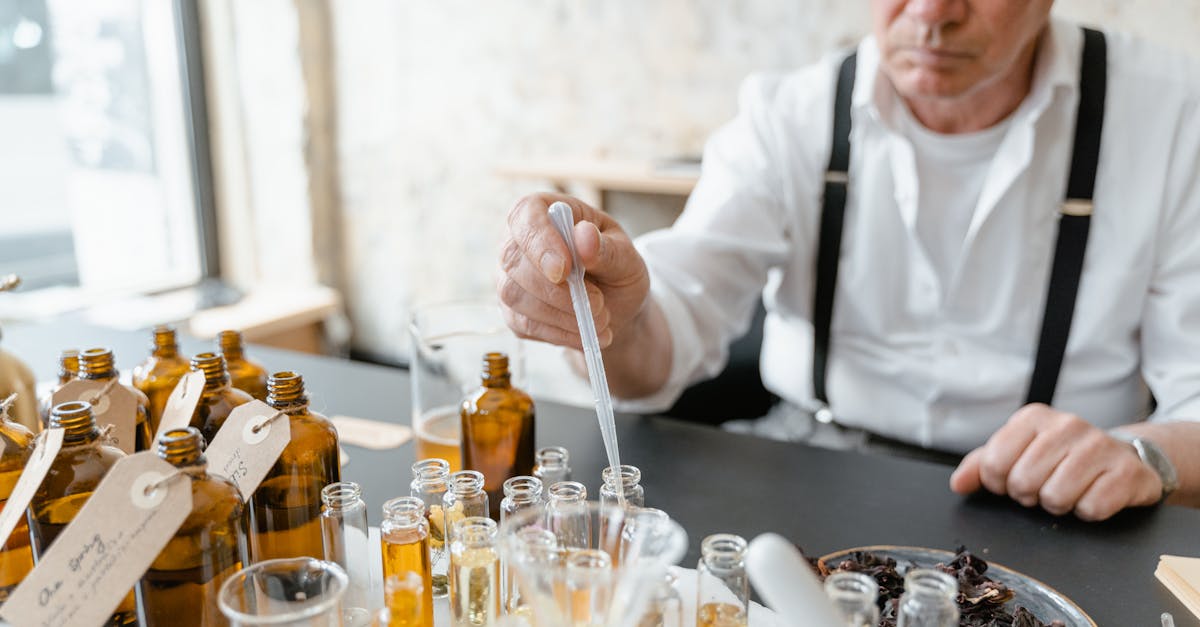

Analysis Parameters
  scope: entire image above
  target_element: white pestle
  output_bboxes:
[747,533,846,625]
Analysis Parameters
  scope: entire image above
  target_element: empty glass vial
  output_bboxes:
[638,569,684,627]
[410,458,451,599]
[600,465,644,509]
[825,572,880,627]
[507,526,558,617]
[29,401,136,625]
[38,348,79,426]
[0,397,35,602]
[218,330,269,401]
[321,481,374,619]
[132,325,191,433]
[448,517,500,627]
[499,476,543,611]
[532,445,571,488]
[137,427,246,627]
[79,347,154,452]
[188,352,253,444]
[442,471,489,544]
[546,481,590,551]
[247,371,341,562]
[696,534,749,627]
[897,569,959,627]
[460,352,535,518]
[380,496,434,627]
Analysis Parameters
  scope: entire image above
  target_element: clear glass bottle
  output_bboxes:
[499,475,543,612]
[442,471,489,544]
[29,400,136,625]
[137,427,246,627]
[410,458,451,599]
[188,352,253,444]
[320,481,374,619]
[380,496,434,627]
[132,325,191,433]
[448,516,500,627]
[565,549,612,626]
[896,569,959,627]
[546,481,590,551]
[825,572,880,627]
[507,526,558,618]
[600,465,644,509]
[459,352,535,518]
[79,347,154,452]
[246,371,341,562]
[218,330,269,401]
[638,569,684,627]
[38,348,79,426]
[696,534,749,627]
[0,397,35,602]
[532,445,571,488]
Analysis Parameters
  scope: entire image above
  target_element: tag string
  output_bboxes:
[251,410,287,434]
[144,471,187,497]
[0,393,16,416]
[97,378,120,398]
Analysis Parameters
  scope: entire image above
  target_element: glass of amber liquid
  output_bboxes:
[409,302,522,473]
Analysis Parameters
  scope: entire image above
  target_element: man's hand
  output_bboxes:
[949,403,1163,521]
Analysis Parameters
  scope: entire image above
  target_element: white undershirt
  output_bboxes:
[900,105,1012,287]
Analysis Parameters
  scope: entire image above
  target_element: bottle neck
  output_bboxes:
[157,427,205,467]
[322,481,365,512]
[49,401,100,444]
[151,325,179,358]
[191,352,231,394]
[79,348,117,380]
[218,330,245,360]
[382,496,426,529]
[502,476,543,504]
[58,350,79,385]
[547,480,587,504]
[601,465,641,496]
[700,534,747,572]
[449,470,486,498]
[902,570,957,605]
[267,371,308,412]
[534,446,569,473]
[481,352,512,388]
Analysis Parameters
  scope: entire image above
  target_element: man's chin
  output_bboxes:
[891,69,975,101]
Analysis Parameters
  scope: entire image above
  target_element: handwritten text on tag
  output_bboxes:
[205,400,290,500]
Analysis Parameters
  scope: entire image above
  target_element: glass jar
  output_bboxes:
[532,446,571,488]
[132,325,191,432]
[897,569,959,627]
[448,517,500,626]
[600,464,644,510]
[825,571,880,627]
[320,482,374,620]
[189,352,253,444]
[379,496,433,627]
[410,458,450,599]
[695,534,749,627]
[442,471,488,543]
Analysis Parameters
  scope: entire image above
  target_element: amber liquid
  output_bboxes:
[381,531,434,626]
[0,473,33,601]
[696,602,747,627]
[415,407,462,472]
[449,547,500,626]
[133,357,190,433]
[226,357,269,401]
[386,582,426,627]
[460,386,535,518]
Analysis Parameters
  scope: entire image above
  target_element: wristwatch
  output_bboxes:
[1110,430,1179,500]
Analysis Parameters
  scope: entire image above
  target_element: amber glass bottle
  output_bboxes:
[137,427,246,627]
[0,399,35,602]
[79,347,154,452]
[132,325,191,433]
[218,330,268,401]
[29,401,136,626]
[246,371,340,562]
[188,352,253,444]
[38,349,79,427]
[460,352,535,518]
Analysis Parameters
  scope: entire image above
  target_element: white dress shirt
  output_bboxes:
[622,18,1200,454]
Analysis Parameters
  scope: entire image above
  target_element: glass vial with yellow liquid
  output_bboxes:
[449,516,500,627]
[79,347,154,451]
[29,401,137,626]
[137,427,246,627]
[247,371,340,562]
[380,496,434,627]
[38,349,79,427]
[218,330,269,401]
[188,352,253,443]
[410,458,451,598]
[132,325,191,432]
[695,534,749,627]
[460,352,534,518]
[0,395,35,602]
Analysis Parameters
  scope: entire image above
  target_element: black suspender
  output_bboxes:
[812,28,1107,418]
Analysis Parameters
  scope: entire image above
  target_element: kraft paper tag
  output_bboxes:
[153,370,205,441]
[205,400,291,500]
[0,428,64,548]
[330,414,412,450]
[52,380,137,454]
[1,452,191,627]
[1157,555,1200,619]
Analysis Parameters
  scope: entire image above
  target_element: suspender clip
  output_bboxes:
[1061,198,1093,217]
[824,170,849,185]
[814,402,835,424]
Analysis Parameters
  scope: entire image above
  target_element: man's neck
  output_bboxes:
[905,34,1043,134]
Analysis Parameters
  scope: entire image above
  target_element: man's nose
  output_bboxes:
[902,0,967,30]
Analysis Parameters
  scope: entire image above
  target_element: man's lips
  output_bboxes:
[899,46,975,66]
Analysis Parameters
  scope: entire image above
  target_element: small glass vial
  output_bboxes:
[566,549,612,626]
[696,534,749,627]
[137,427,246,627]
[825,572,880,627]
[532,445,571,487]
[600,464,644,509]
[448,517,500,626]
[188,352,253,444]
[79,347,154,452]
[321,481,374,618]
[546,481,590,551]
[507,526,558,617]
[499,476,544,526]
[132,325,191,433]
[38,349,79,426]
[0,395,35,601]
[380,496,434,627]
[218,330,269,401]
[459,352,535,518]
[410,458,451,599]
[442,470,489,543]
[638,569,684,627]
[384,572,426,627]
[897,569,959,627]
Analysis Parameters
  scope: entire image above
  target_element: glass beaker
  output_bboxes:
[409,302,523,473]
[218,558,349,626]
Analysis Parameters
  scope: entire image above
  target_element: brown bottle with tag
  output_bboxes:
[0,397,35,602]
[132,325,191,434]
[188,352,253,444]
[246,371,340,561]
[38,349,79,428]
[79,347,154,452]
[28,401,137,625]
[460,352,535,518]
[218,330,269,401]
[137,427,246,627]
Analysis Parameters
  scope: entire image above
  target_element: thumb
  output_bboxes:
[573,220,643,284]
[950,448,984,495]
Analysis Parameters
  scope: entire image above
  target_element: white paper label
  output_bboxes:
[205,400,290,500]
[0,428,64,548]
[330,414,412,450]
[153,370,206,441]
[52,380,137,454]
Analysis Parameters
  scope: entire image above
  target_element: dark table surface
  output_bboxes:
[3,319,1195,625]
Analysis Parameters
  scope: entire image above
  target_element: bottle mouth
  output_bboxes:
[79,347,116,378]
[49,400,97,439]
[535,446,569,469]
[191,352,230,388]
[700,533,748,567]
[824,571,878,603]
[502,475,543,501]
[267,371,307,406]
[547,480,587,502]
[218,329,243,353]
[157,427,205,466]
[381,496,425,525]
[451,516,497,547]
[902,569,958,598]
[449,470,485,494]
[411,458,450,481]
[321,481,364,509]
[601,464,641,488]
[152,325,178,352]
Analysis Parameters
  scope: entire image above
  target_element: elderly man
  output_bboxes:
[497,0,1200,521]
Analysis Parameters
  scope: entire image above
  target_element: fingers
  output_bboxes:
[573,220,645,285]
[506,193,615,282]
[499,239,607,317]
[975,408,1041,497]
[1005,426,1073,507]
[949,448,984,494]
